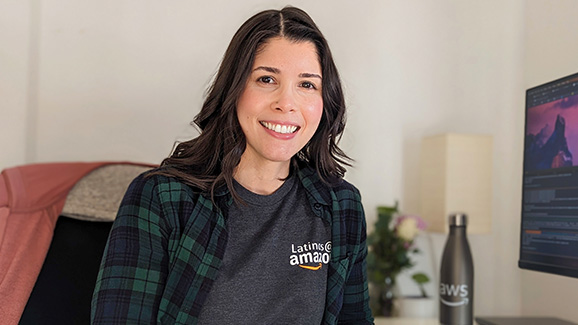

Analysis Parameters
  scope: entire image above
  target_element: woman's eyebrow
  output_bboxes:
[253,66,322,80]
[253,66,280,74]
[299,73,322,80]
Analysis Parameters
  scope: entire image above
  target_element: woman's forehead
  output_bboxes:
[252,38,321,74]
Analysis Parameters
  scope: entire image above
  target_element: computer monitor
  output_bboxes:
[519,72,578,278]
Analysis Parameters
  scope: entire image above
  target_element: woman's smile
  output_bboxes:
[259,121,299,135]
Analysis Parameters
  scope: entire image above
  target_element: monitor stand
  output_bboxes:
[475,316,577,325]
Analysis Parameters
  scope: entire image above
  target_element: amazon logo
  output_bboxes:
[289,241,331,270]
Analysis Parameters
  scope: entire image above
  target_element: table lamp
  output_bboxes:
[419,133,493,234]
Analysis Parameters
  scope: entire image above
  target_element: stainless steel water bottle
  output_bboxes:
[439,213,474,325]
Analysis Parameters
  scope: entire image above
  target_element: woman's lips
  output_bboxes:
[259,121,301,139]
[260,121,300,134]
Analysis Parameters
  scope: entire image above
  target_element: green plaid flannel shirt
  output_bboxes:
[91,167,373,324]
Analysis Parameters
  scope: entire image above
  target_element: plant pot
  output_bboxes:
[369,276,397,317]
[396,296,437,318]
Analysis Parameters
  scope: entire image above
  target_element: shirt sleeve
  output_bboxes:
[338,188,374,324]
[91,174,170,324]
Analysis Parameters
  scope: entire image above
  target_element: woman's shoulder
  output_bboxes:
[297,166,362,203]
[128,167,184,187]
[332,177,361,196]
[124,167,201,202]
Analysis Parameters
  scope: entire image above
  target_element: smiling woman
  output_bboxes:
[91,6,373,325]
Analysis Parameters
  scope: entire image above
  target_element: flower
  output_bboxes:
[367,202,430,316]
[367,202,428,293]
[396,215,427,241]
[397,218,418,241]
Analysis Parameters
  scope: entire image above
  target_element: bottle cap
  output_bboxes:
[449,213,468,226]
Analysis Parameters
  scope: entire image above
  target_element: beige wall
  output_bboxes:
[6,0,577,321]
[0,1,31,168]
[522,0,578,321]
[368,1,525,318]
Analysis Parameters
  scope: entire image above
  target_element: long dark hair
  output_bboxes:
[155,6,351,201]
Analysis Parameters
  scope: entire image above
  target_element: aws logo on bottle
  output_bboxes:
[440,283,469,307]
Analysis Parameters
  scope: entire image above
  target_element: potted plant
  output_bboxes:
[395,273,437,318]
[367,202,430,317]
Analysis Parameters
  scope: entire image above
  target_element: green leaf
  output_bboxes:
[412,272,430,284]
[372,271,386,284]
[377,203,398,215]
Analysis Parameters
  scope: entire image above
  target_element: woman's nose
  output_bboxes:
[272,87,296,112]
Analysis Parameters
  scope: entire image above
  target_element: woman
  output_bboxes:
[92,6,373,324]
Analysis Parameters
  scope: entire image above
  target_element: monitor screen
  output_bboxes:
[519,72,578,278]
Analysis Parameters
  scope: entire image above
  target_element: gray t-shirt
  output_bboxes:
[197,175,331,324]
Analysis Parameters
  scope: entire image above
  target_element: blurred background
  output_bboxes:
[2,0,578,320]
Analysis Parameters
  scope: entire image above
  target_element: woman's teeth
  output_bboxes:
[261,122,298,134]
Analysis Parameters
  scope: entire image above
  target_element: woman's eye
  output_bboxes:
[258,76,274,84]
[301,81,317,90]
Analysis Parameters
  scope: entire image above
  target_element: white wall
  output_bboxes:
[8,0,578,320]
[0,1,31,168]
[388,1,527,317]
[337,2,526,319]
[522,0,578,321]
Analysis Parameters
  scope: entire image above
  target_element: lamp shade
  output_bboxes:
[419,133,493,233]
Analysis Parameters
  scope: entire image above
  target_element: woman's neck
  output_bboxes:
[233,158,291,195]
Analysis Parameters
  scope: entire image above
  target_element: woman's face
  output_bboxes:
[236,37,323,169]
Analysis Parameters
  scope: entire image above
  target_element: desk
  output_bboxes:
[374,318,492,325]
[374,318,438,325]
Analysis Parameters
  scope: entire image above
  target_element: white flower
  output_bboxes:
[397,217,419,241]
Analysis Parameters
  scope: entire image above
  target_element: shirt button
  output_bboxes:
[313,204,323,216]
